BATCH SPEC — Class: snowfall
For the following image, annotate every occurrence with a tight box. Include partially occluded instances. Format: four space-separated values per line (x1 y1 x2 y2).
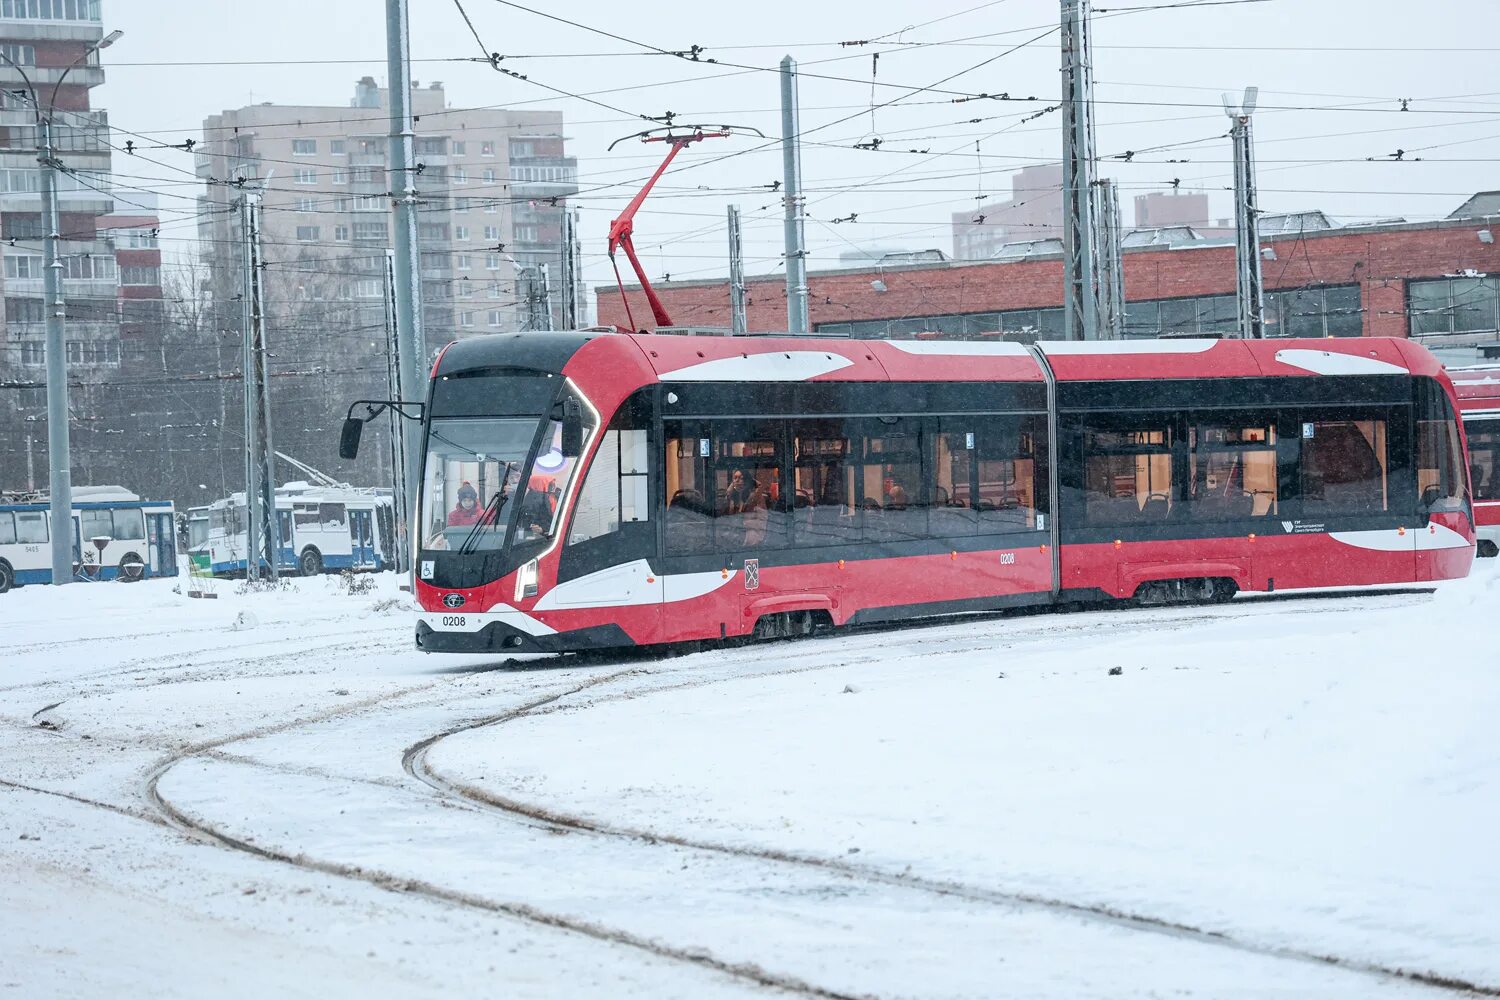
1 561 1498 1000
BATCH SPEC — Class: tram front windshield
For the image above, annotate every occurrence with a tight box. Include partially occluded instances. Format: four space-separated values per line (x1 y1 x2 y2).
421 417 539 554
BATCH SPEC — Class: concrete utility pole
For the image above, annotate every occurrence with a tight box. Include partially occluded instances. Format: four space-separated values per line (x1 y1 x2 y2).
1226 87 1265 339
385 0 424 566
728 204 747 336
239 192 262 579
0 29 122 583
382 249 409 572
780 56 810 334
1060 0 1102 341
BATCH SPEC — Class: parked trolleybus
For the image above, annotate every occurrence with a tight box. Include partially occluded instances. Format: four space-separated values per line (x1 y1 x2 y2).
1451 363 1500 557
344 331 1474 653
0 487 178 593
193 482 395 577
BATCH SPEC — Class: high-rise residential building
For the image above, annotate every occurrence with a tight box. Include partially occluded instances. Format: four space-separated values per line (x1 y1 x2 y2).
0 0 117 379
950 163 1065 261
194 79 579 477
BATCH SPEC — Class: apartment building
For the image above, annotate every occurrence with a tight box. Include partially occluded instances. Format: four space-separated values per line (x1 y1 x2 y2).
0 0 117 377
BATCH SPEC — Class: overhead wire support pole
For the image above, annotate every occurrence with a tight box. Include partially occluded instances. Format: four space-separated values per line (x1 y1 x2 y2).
1226 87 1265 339
386 0 425 577
780 56 810 335
728 204 747 336
1 29 121 583
248 193 280 579
382 248 409 573
1060 0 1101 342
240 193 262 579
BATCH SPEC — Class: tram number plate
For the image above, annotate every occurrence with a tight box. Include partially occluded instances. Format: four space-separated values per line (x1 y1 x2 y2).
441 615 467 628
999 552 1016 566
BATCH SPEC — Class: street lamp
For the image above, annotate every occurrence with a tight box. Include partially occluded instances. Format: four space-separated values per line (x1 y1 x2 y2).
0 28 122 585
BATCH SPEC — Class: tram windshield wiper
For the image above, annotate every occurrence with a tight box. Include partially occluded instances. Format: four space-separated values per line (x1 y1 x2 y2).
458 462 513 555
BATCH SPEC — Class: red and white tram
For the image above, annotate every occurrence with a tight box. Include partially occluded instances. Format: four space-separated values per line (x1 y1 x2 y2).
373 332 1473 654
1451 364 1500 557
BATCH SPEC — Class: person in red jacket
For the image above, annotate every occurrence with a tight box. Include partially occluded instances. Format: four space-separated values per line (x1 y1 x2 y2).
447 482 482 526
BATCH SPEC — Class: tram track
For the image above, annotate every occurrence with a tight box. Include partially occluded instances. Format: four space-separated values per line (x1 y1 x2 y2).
400 605 1499 998
14 586 1487 998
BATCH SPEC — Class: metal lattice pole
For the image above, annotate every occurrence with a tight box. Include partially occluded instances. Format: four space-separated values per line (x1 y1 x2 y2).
728 205 747 336
1061 0 1101 341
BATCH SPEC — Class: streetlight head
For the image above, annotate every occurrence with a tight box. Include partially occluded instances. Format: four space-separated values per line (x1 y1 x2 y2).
97 30 123 50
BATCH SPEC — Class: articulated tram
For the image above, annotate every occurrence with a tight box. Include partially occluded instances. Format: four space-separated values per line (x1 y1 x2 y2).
384 332 1473 654
1451 364 1500 557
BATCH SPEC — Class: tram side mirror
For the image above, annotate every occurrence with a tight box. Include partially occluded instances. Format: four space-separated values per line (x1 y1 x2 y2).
339 417 364 460
561 398 584 457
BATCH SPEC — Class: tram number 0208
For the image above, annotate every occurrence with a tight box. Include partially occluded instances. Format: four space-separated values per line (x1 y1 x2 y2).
999 552 1016 566
441 616 467 628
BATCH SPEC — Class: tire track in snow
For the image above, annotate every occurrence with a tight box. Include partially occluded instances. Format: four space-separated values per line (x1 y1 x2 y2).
142 666 867 1000
404 605 1498 999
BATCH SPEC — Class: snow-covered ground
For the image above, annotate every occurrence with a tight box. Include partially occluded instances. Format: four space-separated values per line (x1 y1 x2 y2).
2 563 1497 998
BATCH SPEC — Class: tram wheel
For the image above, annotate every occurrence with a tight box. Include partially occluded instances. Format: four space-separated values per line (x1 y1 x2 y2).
0 560 13 594
299 548 323 577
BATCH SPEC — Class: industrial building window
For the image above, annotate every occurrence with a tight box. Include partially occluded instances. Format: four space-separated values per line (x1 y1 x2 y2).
483 225 499 241
416 137 446 156
451 141 466 156
63 256 114 280
453 167 467 184
481 141 495 156
292 139 316 156
1265 285 1362 338
456 255 470 270
334 225 349 242
482 168 496 184
352 221 388 241
293 227 319 244
20 342 43 365
487 310 503 327
1408 276 1500 337
331 170 347 185
455 226 469 241
294 169 317 184
4 254 41 278
460 311 474 327
1 1 103 20
0 44 35 65
330 140 346 155
294 198 317 212
486 254 500 270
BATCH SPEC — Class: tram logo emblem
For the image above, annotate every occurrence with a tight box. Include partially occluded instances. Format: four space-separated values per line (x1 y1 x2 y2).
443 593 466 609
1282 521 1295 534
743 559 760 591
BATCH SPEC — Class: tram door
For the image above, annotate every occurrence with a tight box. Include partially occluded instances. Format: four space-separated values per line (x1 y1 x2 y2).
349 509 376 568
277 511 296 570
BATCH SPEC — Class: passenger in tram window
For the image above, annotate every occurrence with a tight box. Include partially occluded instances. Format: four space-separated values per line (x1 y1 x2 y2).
446 482 482 527
724 468 754 514
882 474 909 509
740 485 770 548
519 474 558 536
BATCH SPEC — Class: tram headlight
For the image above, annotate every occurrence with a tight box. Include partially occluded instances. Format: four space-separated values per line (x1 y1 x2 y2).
515 558 539 601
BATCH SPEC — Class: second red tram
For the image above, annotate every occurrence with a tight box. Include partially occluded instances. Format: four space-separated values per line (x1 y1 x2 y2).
399 332 1474 653
1451 364 1500 557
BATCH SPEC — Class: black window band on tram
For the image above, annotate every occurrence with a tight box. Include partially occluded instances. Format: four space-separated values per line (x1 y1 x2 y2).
429 370 563 418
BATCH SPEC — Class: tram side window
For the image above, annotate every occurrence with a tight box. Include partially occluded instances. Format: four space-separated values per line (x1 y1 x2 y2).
1081 419 1176 525
568 422 650 546
791 419 859 547
857 419 923 543
664 422 715 555
1467 419 1499 501
1181 420 1278 521
293 503 321 529
1415 378 1467 510
14 510 45 543
931 414 1046 536
0 513 13 545
714 420 789 551
1299 417 1388 515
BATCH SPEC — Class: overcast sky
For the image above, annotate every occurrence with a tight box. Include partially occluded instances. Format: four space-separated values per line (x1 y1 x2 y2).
99 0 1495 291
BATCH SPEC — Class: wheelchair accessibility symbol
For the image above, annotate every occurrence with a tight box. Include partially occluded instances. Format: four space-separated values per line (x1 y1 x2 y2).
743 559 760 591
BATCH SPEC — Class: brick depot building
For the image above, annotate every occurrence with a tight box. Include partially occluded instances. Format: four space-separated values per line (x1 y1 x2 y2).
594 204 1500 355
